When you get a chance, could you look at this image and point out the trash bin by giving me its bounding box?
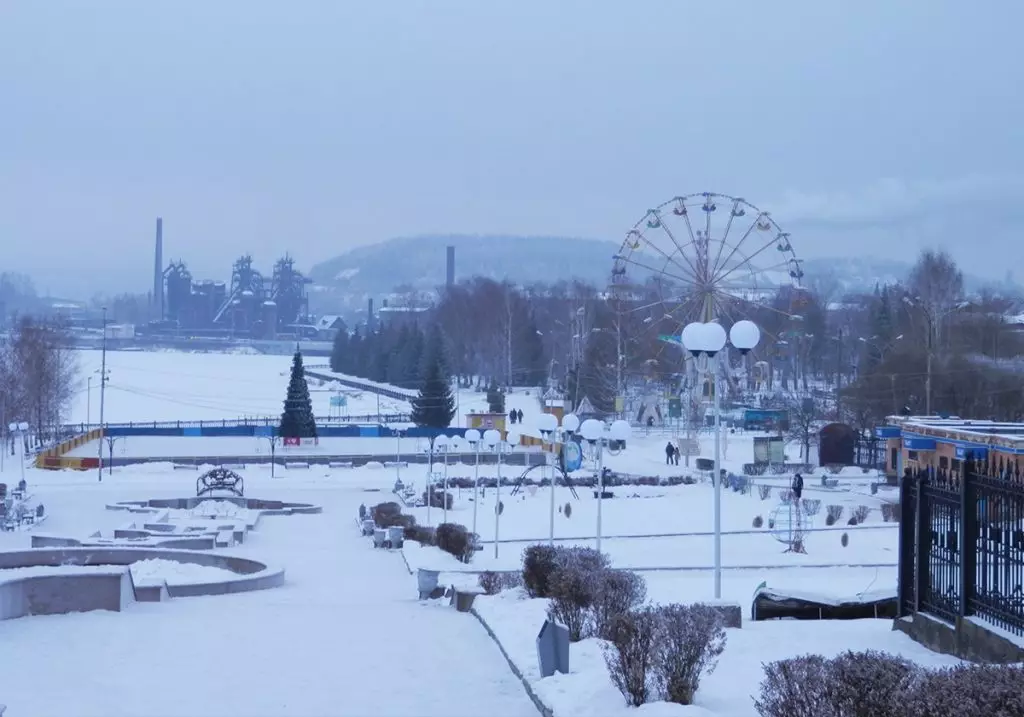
[417,568,440,599]
[373,528,387,548]
[361,519,375,536]
[387,526,404,549]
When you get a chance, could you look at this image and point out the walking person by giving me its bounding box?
[665,441,675,465]
[516,408,523,423]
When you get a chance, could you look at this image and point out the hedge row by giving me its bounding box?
[756,650,1024,717]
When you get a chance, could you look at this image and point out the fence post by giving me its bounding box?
[897,473,912,616]
[914,469,927,614]
[960,461,977,619]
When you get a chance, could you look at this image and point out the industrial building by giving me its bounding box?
[150,218,313,338]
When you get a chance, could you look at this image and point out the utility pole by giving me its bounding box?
[97,307,108,482]
[835,328,843,419]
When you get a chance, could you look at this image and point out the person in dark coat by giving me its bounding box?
[509,409,517,425]
[665,441,675,465]
[792,472,804,500]
[517,408,523,423]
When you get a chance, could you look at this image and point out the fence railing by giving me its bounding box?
[899,455,1024,637]
[61,414,411,433]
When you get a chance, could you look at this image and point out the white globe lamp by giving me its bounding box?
[464,428,481,445]
[703,322,727,355]
[579,418,603,442]
[483,429,500,447]
[561,413,580,433]
[729,320,761,353]
[609,419,631,442]
[681,322,705,356]
[537,412,558,435]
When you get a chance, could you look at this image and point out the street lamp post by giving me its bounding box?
[580,418,631,553]
[395,428,405,484]
[465,429,481,535]
[435,434,450,524]
[8,422,29,485]
[537,412,580,545]
[681,319,760,600]
[97,307,109,482]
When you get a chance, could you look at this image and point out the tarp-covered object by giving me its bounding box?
[752,585,897,621]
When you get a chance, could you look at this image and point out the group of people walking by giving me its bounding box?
[508,408,524,424]
[664,441,680,465]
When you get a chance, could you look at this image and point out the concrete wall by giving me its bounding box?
[894,612,1024,664]
[0,569,135,620]
[0,547,285,619]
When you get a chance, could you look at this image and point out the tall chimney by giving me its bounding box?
[446,245,455,287]
[154,217,164,321]
[367,297,374,332]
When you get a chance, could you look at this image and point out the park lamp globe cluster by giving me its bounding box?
[579,417,631,553]
[681,318,761,600]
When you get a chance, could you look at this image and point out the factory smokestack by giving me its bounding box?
[367,297,374,332]
[153,217,164,321]
[445,245,455,288]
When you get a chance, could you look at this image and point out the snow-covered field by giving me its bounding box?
[0,349,936,716]
[69,349,540,426]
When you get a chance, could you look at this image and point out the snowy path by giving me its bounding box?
[0,477,537,717]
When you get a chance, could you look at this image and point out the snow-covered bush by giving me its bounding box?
[478,570,522,595]
[564,502,572,519]
[853,504,871,523]
[880,502,899,522]
[421,490,454,510]
[752,515,764,528]
[802,498,821,516]
[434,522,475,563]
[841,532,849,547]
[824,650,919,717]
[603,607,661,707]
[653,603,726,705]
[758,484,773,501]
[903,663,1024,717]
[587,569,647,640]
[754,654,832,717]
[406,524,435,546]
[547,557,601,641]
[522,545,560,598]
[779,490,796,504]
[826,505,844,525]
[370,501,402,526]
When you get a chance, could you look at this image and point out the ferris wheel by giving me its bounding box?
[611,192,804,327]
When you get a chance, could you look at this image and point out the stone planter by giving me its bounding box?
[361,519,375,536]
[417,568,440,599]
[386,526,404,549]
[453,589,480,613]
[373,528,387,548]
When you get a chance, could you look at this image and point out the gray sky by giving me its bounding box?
[2,1,1021,298]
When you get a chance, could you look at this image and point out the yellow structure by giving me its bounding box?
[35,427,102,470]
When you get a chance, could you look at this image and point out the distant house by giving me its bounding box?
[315,315,346,340]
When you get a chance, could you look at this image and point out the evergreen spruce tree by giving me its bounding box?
[279,348,318,438]
[411,329,456,428]
[486,379,505,413]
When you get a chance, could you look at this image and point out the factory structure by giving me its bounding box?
[150,218,314,339]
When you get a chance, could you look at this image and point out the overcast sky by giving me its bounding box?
[2,1,1021,298]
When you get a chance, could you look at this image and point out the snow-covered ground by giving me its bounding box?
[69,349,542,426]
[0,349,929,716]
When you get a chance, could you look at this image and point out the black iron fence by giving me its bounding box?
[899,455,1024,637]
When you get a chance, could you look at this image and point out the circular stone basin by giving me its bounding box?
[107,497,322,515]
[0,547,285,621]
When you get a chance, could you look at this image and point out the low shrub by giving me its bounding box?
[758,484,773,500]
[779,490,795,505]
[434,522,475,562]
[841,532,849,547]
[801,498,821,516]
[603,607,661,707]
[826,504,844,523]
[880,502,899,522]
[754,654,832,717]
[653,603,726,705]
[547,559,600,641]
[753,515,764,528]
[421,490,454,510]
[903,663,1024,717]
[522,544,560,598]
[564,502,572,519]
[406,524,435,546]
[853,504,871,523]
[847,515,859,526]
[825,650,919,717]
[478,570,522,595]
[497,500,504,515]
[587,569,647,640]
[371,501,402,526]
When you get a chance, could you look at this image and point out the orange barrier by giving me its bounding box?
[35,428,102,470]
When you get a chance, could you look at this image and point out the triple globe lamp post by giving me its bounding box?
[680,319,761,600]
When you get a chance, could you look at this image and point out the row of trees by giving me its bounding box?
[331,250,1023,429]
[1,317,78,445]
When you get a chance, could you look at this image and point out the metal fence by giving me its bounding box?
[60,414,411,433]
[898,454,1024,637]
